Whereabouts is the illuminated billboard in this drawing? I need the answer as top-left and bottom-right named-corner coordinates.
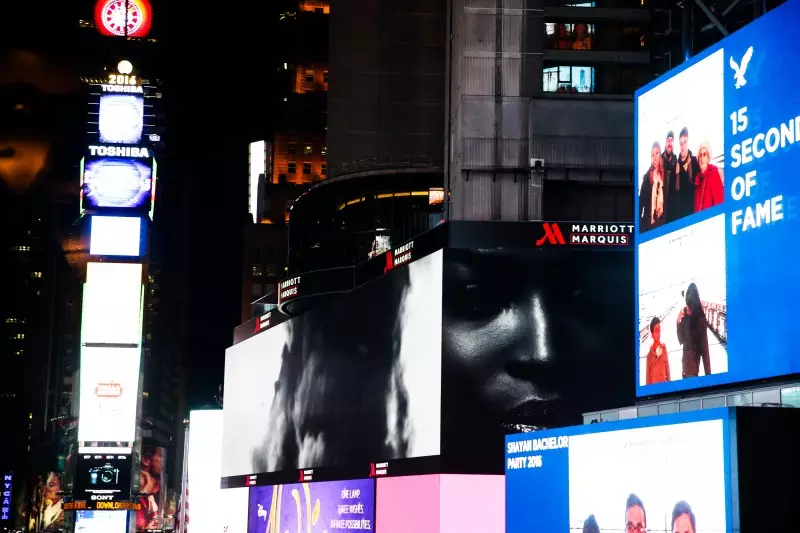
top-left (82, 262), bottom-right (144, 346)
top-left (75, 510), bottom-right (129, 533)
top-left (222, 250), bottom-right (443, 480)
top-left (94, 0), bottom-right (153, 38)
top-left (81, 156), bottom-right (153, 211)
top-left (89, 216), bottom-right (143, 257)
top-left (506, 410), bottom-right (732, 532)
top-left (634, 1), bottom-right (800, 396)
top-left (249, 140), bottom-right (266, 223)
top-left (77, 346), bottom-right (142, 444)
top-left (1, 472), bottom-right (11, 523)
top-left (99, 94), bottom-right (145, 144)
top-left (74, 453), bottom-right (133, 506)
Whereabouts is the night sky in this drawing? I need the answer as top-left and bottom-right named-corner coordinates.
top-left (1, 1), bottom-right (282, 409)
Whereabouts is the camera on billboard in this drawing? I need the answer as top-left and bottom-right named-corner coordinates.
top-left (89, 464), bottom-right (120, 485)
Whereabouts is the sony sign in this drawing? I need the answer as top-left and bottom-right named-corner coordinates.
top-left (90, 494), bottom-right (115, 501)
top-left (1, 473), bottom-right (12, 521)
top-left (89, 145), bottom-right (150, 158)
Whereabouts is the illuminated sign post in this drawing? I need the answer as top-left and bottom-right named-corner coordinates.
top-left (634, 1), bottom-right (800, 396)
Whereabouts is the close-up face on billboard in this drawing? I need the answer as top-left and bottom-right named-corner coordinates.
top-left (505, 411), bottom-right (732, 533)
top-left (635, 0), bottom-right (800, 396)
top-left (441, 247), bottom-right (634, 467)
top-left (222, 250), bottom-right (443, 479)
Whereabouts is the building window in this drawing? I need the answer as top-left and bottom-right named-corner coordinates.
top-left (321, 163), bottom-right (327, 175)
top-left (321, 145), bottom-right (327, 160)
top-left (323, 71), bottom-right (329, 83)
top-left (252, 283), bottom-right (263, 297)
top-left (287, 143), bottom-right (297, 155)
top-left (546, 23), bottom-right (594, 50)
top-left (543, 66), bottom-right (595, 93)
top-left (252, 264), bottom-right (263, 278)
top-left (31, 271), bottom-right (42, 279)
top-left (305, 70), bottom-right (315, 83)
top-left (303, 145), bottom-right (313, 155)
top-left (265, 264), bottom-right (278, 278)
top-left (288, 161), bottom-right (297, 174)
top-left (303, 162), bottom-right (312, 175)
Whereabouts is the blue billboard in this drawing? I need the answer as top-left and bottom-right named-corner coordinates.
top-left (505, 409), bottom-right (736, 533)
top-left (634, 0), bottom-right (800, 396)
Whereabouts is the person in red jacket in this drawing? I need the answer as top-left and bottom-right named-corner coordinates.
top-left (694, 142), bottom-right (724, 212)
top-left (646, 317), bottom-right (670, 384)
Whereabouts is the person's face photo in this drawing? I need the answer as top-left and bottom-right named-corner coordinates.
top-left (626, 505), bottom-right (646, 533)
top-left (44, 473), bottom-right (61, 503)
top-left (150, 449), bottom-right (163, 474)
top-left (673, 513), bottom-right (695, 533)
top-left (651, 146), bottom-right (660, 168)
top-left (651, 322), bottom-right (661, 344)
top-left (698, 146), bottom-right (710, 172)
top-left (679, 134), bottom-right (689, 158)
top-left (666, 136), bottom-right (674, 154)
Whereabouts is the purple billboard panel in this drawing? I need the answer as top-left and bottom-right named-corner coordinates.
top-left (248, 479), bottom-right (375, 533)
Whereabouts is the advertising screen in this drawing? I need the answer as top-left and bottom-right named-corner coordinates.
top-left (94, 0), bottom-right (153, 38)
top-left (505, 410), bottom-right (734, 533)
top-left (248, 479), bottom-right (375, 533)
top-left (635, 0), bottom-right (800, 396)
top-left (137, 447), bottom-right (166, 530)
top-left (99, 94), bottom-right (145, 144)
top-left (74, 453), bottom-right (133, 506)
top-left (77, 346), bottom-right (141, 444)
top-left (89, 216), bottom-right (143, 257)
top-left (219, 487), bottom-right (250, 533)
top-left (75, 510), bottom-right (129, 533)
top-left (441, 246), bottom-right (634, 471)
top-left (222, 250), bottom-right (443, 479)
top-left (82, 156), bottom-right (153, 211)
top-left (82, 262), bottom-right (143, 346)
top-left (188, 410), bottom-right (225, 533)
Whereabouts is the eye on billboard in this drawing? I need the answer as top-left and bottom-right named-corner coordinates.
top-left (81, 156), bottom-right (153, 211)
top-left (634, 1), bottom-right (800, 396)
top-left (77, 347), bottom-right (142, 444)
top-left (94, 0), bottom-right (153, 38)
top-left (99, 94), bottom-right (145, 144)
top-left (89, 216), bottom-right (143, 257)
top-left (505, 410), bottom-right (733, 533)
top-left (81, 262), bottom-right (144, 346)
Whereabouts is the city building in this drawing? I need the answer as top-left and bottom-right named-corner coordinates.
top-left (285, 0), bottom-right (447, 274)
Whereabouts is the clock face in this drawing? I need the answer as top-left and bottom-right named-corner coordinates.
top-left (94, 0), bottom-right (152, 38)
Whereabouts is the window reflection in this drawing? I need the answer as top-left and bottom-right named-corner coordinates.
top-left (543, 66), bottom-right (595, 93)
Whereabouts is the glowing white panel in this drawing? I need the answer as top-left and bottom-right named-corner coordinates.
top-left (249, 141), bottom-right (265, 223)
top-left (189, 410), bottom-right (248, 533)
top-left (75, 510), bottom-right (129, 533)
top-left (78, 346), bottom-right (141, 443)
top-left (99, 94), bottom-right (144, 144)
top-left (82, 262), bottom-right (143, 345)
top-left (90, 216), bottom-right (142, 257)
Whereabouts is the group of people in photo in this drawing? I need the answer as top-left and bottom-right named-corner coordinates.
top-left (581, 494), bottom-right (699, 533)
top-left (645, 282), bottom-right (712, 384)
top-left (639, 128), bottom-right (724, 232)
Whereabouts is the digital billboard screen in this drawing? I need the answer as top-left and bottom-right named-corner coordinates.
top-left (248, 479), bottom-right (375, 533)
top-left (94, 0), bottom-right (153, 38)
top-left (222, 250), bottom-right (443, 481)
top-left (82, 156), bottom-right (153, 211)
top-left (99, 94), bottom-right (145, 144)
top-left (77, 347), bottom-right (142, 444)
top-left (74, 453), bottom-right (133, 506)
top-left (634, 1), bottom-right (800, 396)
top-left (89, 215), bottom-right (143, 257)
top-left (75, 510), bottom-right (129, 533)
top-left (82, 262), bottom-right (143, 346)
top-left (505, 410), bottom-right (734, 533)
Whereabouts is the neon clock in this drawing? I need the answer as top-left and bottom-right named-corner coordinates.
top-left (94, 0), bottom-right (153, 38)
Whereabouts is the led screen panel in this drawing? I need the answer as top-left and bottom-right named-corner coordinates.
top-left (74, 453), bottom-right (133, 505)
top-left (89, 216), bottom-right (143, 257)
top-left (82, 262), bottom-right (143, 345)
top-left (247, 479), bottom-right (375, 533)
top-left (188, 410), bottom-right (225, 533)
top-left (82, 157), bottom-right (153, 210)
top-left (75, 510), bottom-right (129, 533)
top-left (222, 250), bottom-right (443, 478)
top-left (219, 488), bottom-right (250, 533)
top-left (634, 1), bottom-right (800, 396)
top-left (249, 140), bottom-right (265, 224)
top-left (506, 410), bottom-right (733, 533)
top-left (77, 346), bottom-right (141, 444)
top-left (99, 94), bottom-right (145, 144)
